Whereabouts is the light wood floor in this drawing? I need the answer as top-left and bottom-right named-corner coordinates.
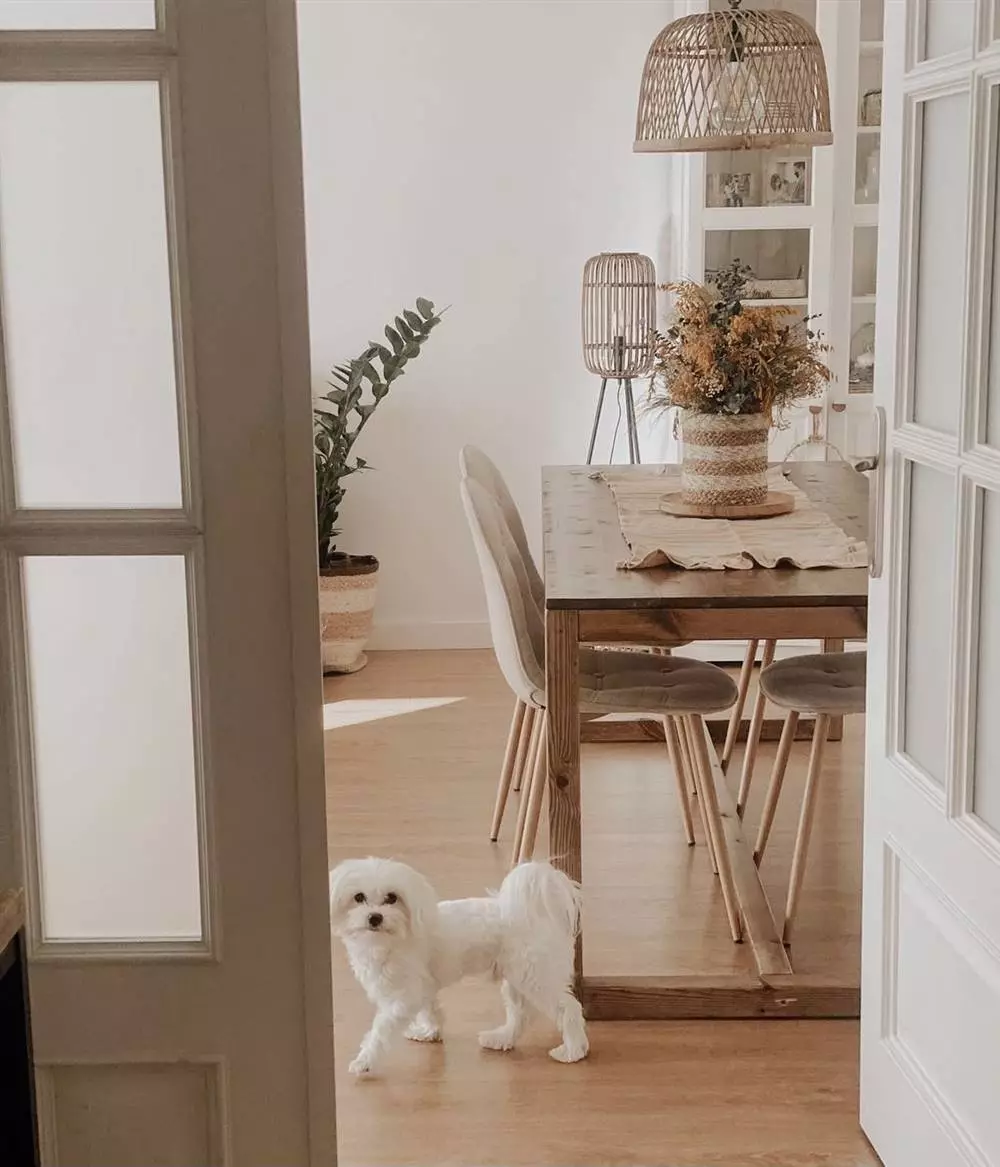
top-left (324, 649), bottom-right (879, 1167)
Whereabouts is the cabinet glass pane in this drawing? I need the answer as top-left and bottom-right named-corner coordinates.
top-left (856, 131), bottom-right (881, 204)
top-left (0, 81), bottom-right (183, 509)
top-left (859, 0), bottom-right (884, 42)
top-left (902, 462), bottom-right (955, 787)
top-left (23, 556), bottom-right (202, 942)
top-left (705, 229), bottom-right (810, 302)
top-left (911, 92), bottom-right (969, 436)
top-left (0, 1), bottom-right (155, 28)
top-left (973, 489), bottom-right (1000, 835)
top-left (706, 148), bottom-right (812, 209)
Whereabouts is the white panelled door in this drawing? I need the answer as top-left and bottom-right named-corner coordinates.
top-left (863, 0), bottom-right (1000, 1164)
top-left (0, 1), bottom-right (336, 1163)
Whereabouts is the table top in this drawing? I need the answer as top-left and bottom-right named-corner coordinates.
top-left (542, 462), bottom-right (869, 611)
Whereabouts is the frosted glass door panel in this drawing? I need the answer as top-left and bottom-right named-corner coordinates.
top-left (987, 86), bottom-right (1000, 451)
top-left (0, 81), bottom-right (183, 509)
top-left (0, 1), bottom-right (155, 28)
top-left (23, 555), bottom-right (203, 943)
top-left (901, 462), bottom-right (955, 788)
top-left (921, 0), bottom-right (974, 61)
top-left (973, 490), bottom-right (1000, 835)
top-left (911, 92), bottom-right (969, 436)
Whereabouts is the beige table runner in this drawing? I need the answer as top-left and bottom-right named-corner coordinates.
top-left (597, 466), bottom-right (868, 571)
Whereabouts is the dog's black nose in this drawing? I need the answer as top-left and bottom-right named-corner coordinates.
top-left (367, 912), bottom-right (383, 928)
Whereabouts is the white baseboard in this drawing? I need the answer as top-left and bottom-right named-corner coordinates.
top-left (368, 622), bottom-right (863, 660)
top-left (367, 621), bottom-right (493, 651)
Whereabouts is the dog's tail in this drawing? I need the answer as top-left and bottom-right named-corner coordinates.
top-left (495, 861), bottom-right (581, 944)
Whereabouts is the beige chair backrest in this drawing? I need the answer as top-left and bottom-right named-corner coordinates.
top-left (460, 476), bottom-right (545, 708)
top-left (458, 445), bottom-right (544, 609)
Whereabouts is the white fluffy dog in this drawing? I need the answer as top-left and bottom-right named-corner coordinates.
top-left (329, 857), bottom-right (589, 1076)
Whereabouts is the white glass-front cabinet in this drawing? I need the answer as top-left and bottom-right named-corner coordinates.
top-left (680, 0), bottom-right (883, 466)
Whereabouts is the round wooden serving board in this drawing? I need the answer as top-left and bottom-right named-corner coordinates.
top-left (659, 491), bottom-right (796, 520)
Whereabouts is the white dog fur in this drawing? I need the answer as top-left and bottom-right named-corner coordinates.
top-left (329, 857), bottom-right (589, 1076)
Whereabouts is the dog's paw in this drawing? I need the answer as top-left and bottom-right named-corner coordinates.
top-left (478, 1027), bottom-right (517, 1052)
top-left (405, 1021), bottom-right (442, 1043)
top-left (548, 1041), bottom-right (589, 1064)
top-left (348, 1054), bottom-right (376, 1077)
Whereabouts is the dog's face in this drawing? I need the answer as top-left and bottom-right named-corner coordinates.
top-left (329, 857), bottom-right (438, 944)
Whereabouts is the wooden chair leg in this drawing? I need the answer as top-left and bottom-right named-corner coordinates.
top-left (663, 716), bottom-right (695, 846)
top-left (722, 639), bottom-right (759, 771)
top-left (510, 712), bottom-right (542, 866)
top-left (753, 709), bottom-right (799, 865)
top-left (677, 706), bottom-right (697, 797)
top-left (490, 699), bottom-right (527, 841)
top-left (783, 712), bottom-right (831, 946)
top-left (686, 715), bottom-right (742, 943)
top-left (737, 638), bottom-right (776, 818)
top-left (512, 704), bottom-right (536, 794)
top-left (518, 714), bottom-right (548, 862)
top-left (682, 717), bottom-right (718, 873)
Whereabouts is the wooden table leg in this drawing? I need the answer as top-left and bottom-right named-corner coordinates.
top-left (546, 608), bottom-right (582, 978)
top-left (823, 638), bottom-right (846, 741)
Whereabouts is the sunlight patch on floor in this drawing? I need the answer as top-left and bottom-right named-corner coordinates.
top-left (323, 696), bottom-right (464, 730)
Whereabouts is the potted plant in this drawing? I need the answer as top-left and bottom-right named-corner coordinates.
top-left (314, 298), bottom-right (444, 673)
top-left (648, 261), bottom-right (830, 509)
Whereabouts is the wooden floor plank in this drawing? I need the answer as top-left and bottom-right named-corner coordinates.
top-left (324, 649), bottom-right (875, 1167)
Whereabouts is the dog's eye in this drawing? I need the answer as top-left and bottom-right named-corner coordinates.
top-left (353, 892), bottom-right (366, 904)
top-left (384, 893), bottom-right (398, 906)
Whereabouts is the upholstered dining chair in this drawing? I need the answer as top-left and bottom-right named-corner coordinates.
top-left (459, 445), bottom-right (696, 842)
top-left (751, 650), bottom-right (867, 944)
top-left (460, 474), bottom-right (745, 941)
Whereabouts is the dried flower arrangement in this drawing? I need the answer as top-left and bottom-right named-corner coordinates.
top-left (647, 260), bottom-right (831, 427)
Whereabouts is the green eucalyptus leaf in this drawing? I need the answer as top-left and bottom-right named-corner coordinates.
top-left (403, 309), bottom-right (425, 332)
top-left (385, 325), bottom-right (404, 355)
top-left (395, 316), bottom-right (415, 342)
top-left (416, 297), bottom-right (435, 320)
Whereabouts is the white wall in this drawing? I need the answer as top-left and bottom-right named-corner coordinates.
top-left (299, 0), bottom-right (679, 648)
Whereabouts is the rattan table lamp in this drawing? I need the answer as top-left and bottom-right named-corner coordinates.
top-left (582, 252), bottom-right (656, 464)
top-left (634, 0), bottom-right (832, 153)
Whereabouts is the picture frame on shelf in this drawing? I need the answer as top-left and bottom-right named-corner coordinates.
top-left (764, 157), bottom-right (809, 206)
top-left (708, 171), bottom-right (756, 208)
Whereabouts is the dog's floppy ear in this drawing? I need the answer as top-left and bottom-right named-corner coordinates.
top-left (397, 867), bottom-right (439, 942)
top-left (328, 860), bottom-right (360, 934)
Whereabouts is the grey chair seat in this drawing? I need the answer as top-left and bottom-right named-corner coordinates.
top-left (577, 648), bottom-right (739, 715)
top-left (759, 651), bottom-right (866, 716)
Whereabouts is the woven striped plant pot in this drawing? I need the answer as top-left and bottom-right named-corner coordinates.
top-left (319, 555), bottom-right (378, 674)
top-left (680, 411), bottom-right (769, 508)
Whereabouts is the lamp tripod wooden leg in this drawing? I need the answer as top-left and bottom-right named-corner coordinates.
top-left (737, 638), bottom-right (776, 817)
top-left (663, 716), bottom-right (695, 846)
top-left (490, 698), bottom-right (527, 841)
top-left (722, 639), bottom-right (760, 771)
top-left (783, 713), bottom-right (831, 945)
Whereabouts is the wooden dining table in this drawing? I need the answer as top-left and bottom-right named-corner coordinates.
top-left (542, 461), bottom-right (869, 1021)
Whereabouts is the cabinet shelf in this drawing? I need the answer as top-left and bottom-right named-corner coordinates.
top-left (702, 204), bottom-right (814, 230)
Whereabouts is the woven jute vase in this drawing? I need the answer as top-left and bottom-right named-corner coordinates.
top-left (319, 555), bottom-right (378, 674)
top-left (680, 411), bottom-right (769, 507)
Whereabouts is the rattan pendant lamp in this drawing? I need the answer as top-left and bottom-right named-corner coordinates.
top-left (634, 0), bottom-right (833, 153)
